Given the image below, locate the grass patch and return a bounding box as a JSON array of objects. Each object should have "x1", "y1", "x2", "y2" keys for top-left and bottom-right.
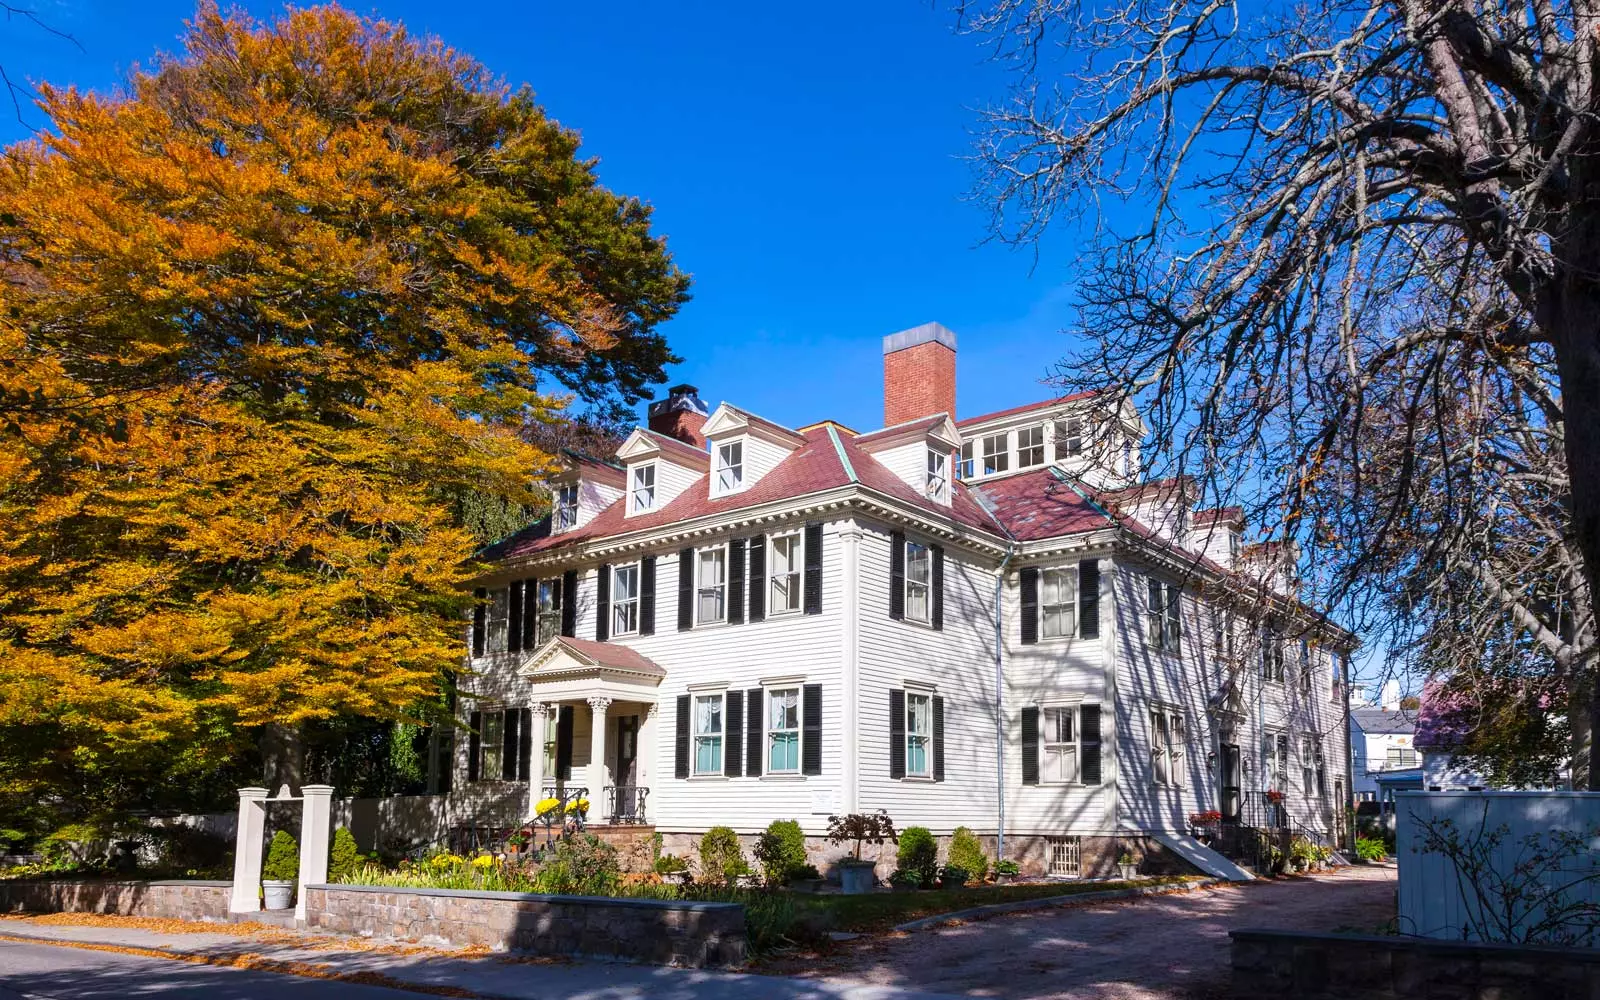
[{"x1": 791, "y1": 876, "x2": 1197, "y2": 933}]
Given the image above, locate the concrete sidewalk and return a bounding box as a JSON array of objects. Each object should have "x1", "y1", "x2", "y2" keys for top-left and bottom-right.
[{"x1": 0, "y1": 918, "x2": 964, "y2": 1000}]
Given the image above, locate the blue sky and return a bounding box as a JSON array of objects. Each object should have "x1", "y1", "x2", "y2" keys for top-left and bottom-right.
[{"x1": 0, "y1": 0, "x2": 1089, "y2": 432}]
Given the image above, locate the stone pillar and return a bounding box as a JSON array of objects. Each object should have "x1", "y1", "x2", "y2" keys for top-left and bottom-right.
[
  {"x1": 526, "y1": 703, "x2": 550, "y2": 821},
  {"x1": 229, "y1": 787, "x2": 268, "y2": 915},
  {"x1": 587, "y1": 696, "x2": 612, "y2": 806},
  {"x1": 296, "y1": 784, "x2": 333, "y2": 923}
]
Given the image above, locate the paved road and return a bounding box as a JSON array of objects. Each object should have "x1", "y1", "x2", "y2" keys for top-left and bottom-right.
[{"x1": 772, "y1": 865, "x2": 1398, "y2": 1000}]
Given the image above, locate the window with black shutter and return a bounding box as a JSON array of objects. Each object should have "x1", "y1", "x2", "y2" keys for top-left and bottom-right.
[
  {"x1": 595, "y1": 564, "x2": 611, "y2": 642},
  {"x1": 508, "y1": 581, "x2": 524, "y2": 653},
  {"x1": 1078, "y1": 559, "x2": 1100, "y2": 639},
  {"x1": 555, "y1": 705, "x2": 574, "y2": 780},
  {"x1": 1021, "y1": 706, "x2": 1040, "y2": 785},
  {"x1": 728, "y1": 539, "x2": 746, "y2": 626},
  {"x1": 802, "y1": 684, "x2": 822, "y2": 775},
  {"x1": 501, "y1": 708, "x2": 521, "y2": 780},
  {"x1": 889, "y1": 689, "x2": 906, "y2": 778},
  {"x1": 933, "y1": 695, "x2": 945, "y2": 782},
  {"x1": 521, "y1": 581, "x2": 539, "y2": 650},
  {"x1": 560, "y1": 571, "x2": 577, "y2": 637},
  {"x1": 677, "y1": 548, "x2": 694, "y2": 631},
  {"x1": 1080, "y1": 704, "x2": 1103, "y2": 785},
  {"x1": 724, "y1": 691, "x2": 744, "y2": 776},
  {"x1": 472, "y1": 588, "x2": 487, "y2": 657},
  {"x1": 889, "y1": 530, "x2": 906, "y2": 620},
  {"x1": 803, "y1": 521, "x2": 823, "y2": 615},
  {"x1": 745, "y1": 689, "x2": 763, "y2": 777},
  {"x1": 931, "y1": 545, "x2": 944, "y2": 631},
  {"x1": 517, "y1": 707, "x2": 533, "y2": 781},
  {"x1": 640, "y1": 556, "x2": 656, "y2": 636},
  {"x1": 1020, "y1": 567, "x2": 1039, "y2": 645},
  {"x1": 746, "y1": 535, "x2": 766, "y2": 622},
  {"x1": 674, "y1": 694, "x2": 691, "y2": 779}
]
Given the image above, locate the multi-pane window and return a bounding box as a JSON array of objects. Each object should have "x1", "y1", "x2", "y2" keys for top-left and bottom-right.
[
  {"x1": 767, "y1": 687, "x2": 801, "y2": 774},
  {"x1": 1302, "y1": 737, "x2": 1326, "y2": 794},
  {"x1": 905, "y1": 692, "x2": 933, "y2": 777},
  {"x1": 982, "y1": 433, "x2": 1009, "y2": 475},
  {"x1": 612, "y1": 564, "x2": 640, "y2": 635},
  {"x1": 1042, "y1": 706, "x2": 1078, "y2": 784},
  {"x1": 693, "y1": 694, "x2": 724, "y2": 774},
  {"x1": 1228, "y1": 532, "x2": 1241, "y2": 564},
  {"x1": 1054, "y1": 417, "x2": 1083, "y2": 457},
  {"x1": 1121, "y1": 440, "x2": 1133, "y2": 476},
  {"x1": 484, "y1": 587, "x2": 510, "y2": 653},
  {"x1": 926, "y1": 448, "x2": 950, "y2": 501},
  {"x1": 696, "y1": 546, "x2": 727, "y2": 624},
  {"x1": 957, "y1": 441, "x2": 974, "y2": 480},
  {"x1": 1018, "y1": 425, "x2": 1045, "y2": 467},
  {"x1": 769, "y1": 532, "x2": 802, "y2": 614},
  {"x1": 541, "y1": 709, "x2": 558, "y2": 780},
  {"x1": 905, "y1": 541, "x2": 932, "y2": 624},
  {"x1": 555, "y1": 484, "x2": 579, "y2": 531},
  {"x1": 716, "y1": 441, "x2": 744, "y2": 493},
  {"x1": 1267, "y1": 731, "x2": 1290, "y2": 787},
  {"x1": 479, "y1": 710, "x2": 505, "y2": 782},
  {"x1": 1146, "y1": 578, "x2": 1181, "y2": 652},
  {"x1": 1040, "y1": 568, "x2": 1077, "y2": 639},
  {"x1": 1299, "y1": 640, "x2": 1313, "y2": 694},
  {"x1": 1386, "y1": 746, "x2": 1420, "y2": 769},
  {"x1": 535, "y1": 579, "x2": 560, "y2": 647},
  {"x1": 1261, "y1": 630, "x2": 1286, "y2": 681},
  {"x1": 631, "y1": 463, "x2": 656, "y2": 512},
  {"x1": 1150, "y1": 709, "x2": 1186, "y2": 786}
]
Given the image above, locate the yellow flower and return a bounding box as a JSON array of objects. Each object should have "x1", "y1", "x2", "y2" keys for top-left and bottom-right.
[
  {"x1": 535, "y1": 797, "x2": 562, "y2": 817},
  {"x1": 472, "y1": 854, "x2": 494, "y2": 869},
  {"x1": 566, "y1": 798, "x2": 590, "y2": 814}
]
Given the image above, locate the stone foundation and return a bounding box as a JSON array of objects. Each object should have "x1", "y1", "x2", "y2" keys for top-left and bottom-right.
[
  {"x1": 305, "y1": 883, "x2": 746, "y2": 968},
  {"x1": 0, "y1": 879, "x2": 231, "y2": 921},
  {"x1": 586, "y1": 825, "x2": 657, "y2": 874}
]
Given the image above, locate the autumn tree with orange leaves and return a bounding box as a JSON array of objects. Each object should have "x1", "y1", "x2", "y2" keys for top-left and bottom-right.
[{"x1": 0, "y1": 3, "x2": 687, "y2": 831}]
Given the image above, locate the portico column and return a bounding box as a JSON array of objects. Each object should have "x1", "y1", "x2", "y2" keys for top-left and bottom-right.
[
  {"x1": 526, "y1": 702, "x2": 550, "y2": 820},
  {"x1": 229, "y1": 787, "x2": 268, "y2": 915},
  {"x1": 587, "y1": 696, "x2": 612, "y2": 805},
  {"x1": 296, "y1": 785, "x2": 333, "y2": 924}
]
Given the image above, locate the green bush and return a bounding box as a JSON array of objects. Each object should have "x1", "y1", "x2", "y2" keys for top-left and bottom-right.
[
  {"x1": 263, "y1": 830, "x2": 299, "y2": 883},
  {"x1": 535, "y1": 834, "x2": 619, "y2": 895},
  {"x1": 753, "y1": 819, "x2": 808, "y2": 884},
  {"x1": 888, "y1": 868, "x2": 922, "y2": 889},
  {"x1": 328, "y1": 827, "x2": 359, "y2": 882},
  {"x1": 940, "y1": 864, "x2": 971, "y2": 886},
  {"x1": 995, "y1": 858, "x2": 1020, "y2": 876},
  {"x1": 653, "y1": 853, "x2": 690, "y2": 875},
  {"x1": 1354, "y1": 836, "x2": 1387, "y2": 862},
  {"x1": 896, "y1": 826, "x2": 940, "y2": 884},
  {"x1": 698, "y1": 826, "x2": 749, "y2": 885},
  {"x1": 947, "y1": 827, "x2": 988, "y2": 880}
]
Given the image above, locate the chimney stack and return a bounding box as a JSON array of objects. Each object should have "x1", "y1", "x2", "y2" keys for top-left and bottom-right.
[
  {"x1": 883, "y1": 322, "x2": 956, "y2": 427},
  {"x1": 647, "y1": 383, "x2": 709, "y2": 448}
]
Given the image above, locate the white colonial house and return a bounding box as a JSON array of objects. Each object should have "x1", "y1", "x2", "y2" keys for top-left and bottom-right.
[{"x1": 437, "y1": 322, "x2": 1356, "y2": 876}]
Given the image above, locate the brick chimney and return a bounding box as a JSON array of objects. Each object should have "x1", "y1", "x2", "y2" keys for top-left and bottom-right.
[
  {"x1": 647, "y1": 383, "x2": 709, "y2": 448},
  {"x1": 883, "y1": 322, "x2": 957, "y2": 426}
]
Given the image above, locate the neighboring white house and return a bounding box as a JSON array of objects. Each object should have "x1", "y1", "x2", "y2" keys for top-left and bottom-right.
[
  {"x1": 441, "y1": 322, "x2": 1357, "y2": 876},
  {"x1": 1350, "y1": 686, "x2": 1422, "y2": 802}
]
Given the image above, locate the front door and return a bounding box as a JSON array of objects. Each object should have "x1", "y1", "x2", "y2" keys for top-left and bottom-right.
[
  {"x1": 1220, "y1": 743, "x2": 1242, "y2": 822},
  {"x1": 615, "y1": 714, "x2": 638, "y2": 786}
]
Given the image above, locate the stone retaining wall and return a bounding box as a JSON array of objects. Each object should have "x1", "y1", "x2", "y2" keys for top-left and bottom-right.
[
  {"x1": 0, "y1": 879, "x2": 231, "y2": 922},
  {"x1": 1231, "y1": 928, "x2": 1600, "y2": 999},
  {"x1": 304, "y1": 883, "x2": 746, "y2": 968}
]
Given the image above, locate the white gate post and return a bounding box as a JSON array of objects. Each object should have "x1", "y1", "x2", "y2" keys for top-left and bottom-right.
[
  {"x1": 229, "y1": 787, "x2": 269, "y2": 915},
  {"x1": 296, "y1": 784, "x2": 333, "y2": 924}
]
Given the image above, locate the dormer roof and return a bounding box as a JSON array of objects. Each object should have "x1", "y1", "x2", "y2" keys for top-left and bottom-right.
[
  {"x1": 700, "y1": 403, "x2": 809, "y2": 449},
  {"x1": 615, "y1": 427, "x2": 711, "y2": 471},
  {"x1": 853, "y1": 413, "x2": 961, "y2": 453},
  {"x1": 555, "y1": 453, "x2": 627, "y2": 490}
]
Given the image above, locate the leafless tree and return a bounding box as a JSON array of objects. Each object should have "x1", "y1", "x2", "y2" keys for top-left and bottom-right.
[
  {"x1": 956, "y1": 0, "x2": 1600, "y2": 785},
  {"x1": 1, "y1": 4, "x2": 79, "y2": 126}
]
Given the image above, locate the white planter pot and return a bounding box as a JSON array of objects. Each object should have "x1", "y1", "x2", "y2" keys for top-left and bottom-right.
[
  {"x1": 1117, "y1": 864, "x2": 1139, "y2": 880},
  {"x1": 262, "y1": 880, "x2": 295, "y2": 911},
  {"x1": 838, "y1": 861, "x2": 877, "y2": 895}
]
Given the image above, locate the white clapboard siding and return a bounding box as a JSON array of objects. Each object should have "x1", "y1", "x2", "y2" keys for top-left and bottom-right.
[{"x1": 577, "y1": 480, "x2": 621, "y2": 527}]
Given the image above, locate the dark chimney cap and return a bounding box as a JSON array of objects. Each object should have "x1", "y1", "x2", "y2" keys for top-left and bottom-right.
[{"x1": 648, "y1": 384, "x2": 709, "y2": 419}]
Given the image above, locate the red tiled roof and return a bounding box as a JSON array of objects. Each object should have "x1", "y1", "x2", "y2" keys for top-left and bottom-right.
[
  {"x1": 955, "y1": 391, "x2": 1097, "y2": 429},
  {"x1": 1099, "y1": 476, "x2": 1196, "y2": 506},
  {"x1": 553, "y1": 637, "x2": 665, "y2": 676},
  {"x1": 854, "y1": 413, "x2": 951, "y2": 448},
  {"x1": 1192, "y1": 506, "x2": 1243, "y2": 526},
  {"x1": 640, "y1": 428, "x2": 711, "y2": 470},
  {"x1": 969, "y1": 468, "x2": 1115, "y2": 541}
]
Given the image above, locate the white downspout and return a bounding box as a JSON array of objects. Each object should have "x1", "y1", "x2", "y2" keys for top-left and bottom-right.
[{"x1": 994, "y1": 542, "x2": 1015, "y2": 861}]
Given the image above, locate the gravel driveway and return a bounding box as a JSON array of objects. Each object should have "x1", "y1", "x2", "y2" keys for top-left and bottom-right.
[{"x1": 776, "y1": 865, "x2": 1397, "y2": 1000}]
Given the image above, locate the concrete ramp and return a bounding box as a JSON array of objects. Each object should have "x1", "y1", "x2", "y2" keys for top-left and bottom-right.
[{"x1": 1152, "y1": 832, "x2": 1254, "y2": 881}]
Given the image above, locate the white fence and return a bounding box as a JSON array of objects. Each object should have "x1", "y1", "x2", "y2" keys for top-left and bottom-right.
[{"x1": 1396, "y1": 790, "x2": 1600, "y2": 946}]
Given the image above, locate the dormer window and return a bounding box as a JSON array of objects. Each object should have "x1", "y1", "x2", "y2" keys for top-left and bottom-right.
[
  {"x1": 956, "y1": 441, "x2": 974, "y2": 480},
  {"x1": 926, "y1": 449, "x2": 950, "y2": 502},
  {"x1": 1018, "y1": 426, "x2": 1045, "y2": 467},
  {"x1": 715, "y1": 441, "x2": 744, "y2": 494},
  {"x1": 631, "y1": 463, "x2": 656, "y2": 512},
  {"x1": 1054, "y1": 417, "x2": 1082, "y2": 457},
  {"x1": 982, "y1": 433, "x2": 1009, "y2": 475},
  {"x1": 1228, "y1": 532, "x2": 1241, "y2": 564},
  {"x1": 554, "y1": 484, "x2": 579, "y2": 531}
]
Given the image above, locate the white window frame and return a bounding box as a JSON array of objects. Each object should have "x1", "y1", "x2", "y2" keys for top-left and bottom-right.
[
  {"x1": 904, "y1": 540, "x2": 932, "y2": 624},
  {"x1": 611, "y1": 562, "x2": 640, "y2": 636},
  {"x1": 715, "y1": 440, "x2": 744, "y2": 495},
  {"x1": 766, "y1": 686, "x2": 801, "y2": 775},
  {"x1": 905, "y1": 691, "x2": 933, "y2": 778},
  {"x1": 1266, "y1": 729, "x2": 1290, "y2": 789},
  {"x1": 554, "y1": 484, "x2": 579, "y2": 531},
  {"x1": 1040, "y1": 567, "x2": 1077, "y2": 640},
  {"x1": 692, "y1": 692, "x2": 725, "y2": 776},
  {"x1": 1299, "y1": 640, "x2": 1313, "y2": 694},
  {"x1": 1301, "y1": 736, "x2": 1316, "y2": 794},
  {"x1": 1042, "y1": 705, "x2": 1079, "y2": 785},
  {"x1": 479, "y1": 707, "x2": 505, "y2": 782},
  {"x1": 925, "y1": 448, "x2": 950, "y2": 502},
  {"x1": 1054, "y1": 417, "x2": 1083, "y2": 458},
  {"x1": 484, "y1": 587, "x2": 510, "y2": 653},
  {"x1": 1145, "y1": 578, "x2": 1181, "y2": 653},
  {"x1": 1261, "y1": 629, "x2": 1286, "y2": 682},
  {"x1": 767, "y1": 530, "x2": 803, "y2": 616},
  {"x1": 956, "y1": 441, "x2": 974, "y2": 480},
  {"x1": 696, "y1": 544, "x2": 727, "y2": 625},
  {"x1": 535, "y1": 579, "x2": 560, "y2": 647},
  {"x1": 1017, "y1": 425, "x2": 1045, "y2": 467},
  {"x1": 630, "y1": 462, "x2": 657, "y2": 513},
  {"x1": 982, "y1": 433, "x2": 1009, "y2": 475},
  {"x1": 1151, "y1": 708, "x2": 1185, "y2": 787}
]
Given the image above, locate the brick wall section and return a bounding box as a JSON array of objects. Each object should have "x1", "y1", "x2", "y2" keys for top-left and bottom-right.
[
  {"x1": 648, "y1": 410, "x2": 706, "y2": 448},
  {"x1": 0, "y1": 880, "x2": 231, "y2": 922},
  {"x1": 884, "y1": 340, "x2": 956, "y2": 426},
  {"x1": 1231, "y1": 928, "x2": 1600, "y2": 999},
  {"x1": 304, "y1": 884, "x2": 747, "y2": 968}
]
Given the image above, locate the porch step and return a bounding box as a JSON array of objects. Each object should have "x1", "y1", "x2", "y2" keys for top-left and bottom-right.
[{"x1": 1151, "y1": 832, "x2": 1255, "y2": 882}]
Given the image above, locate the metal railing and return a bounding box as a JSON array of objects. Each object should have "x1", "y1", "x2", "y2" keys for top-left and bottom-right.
[{"x1": 601, "y1": 785, "x2": 649, "y2": 825}]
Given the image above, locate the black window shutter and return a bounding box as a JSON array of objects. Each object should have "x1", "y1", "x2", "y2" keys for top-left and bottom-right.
[
  {"x1": 1081, "y1": 704, "x2": 1103, "y2": 785},
  {"x1": 674, "y1": 694, "x2": 691, "y2": 779},
  {"x1": 724, "y1": 692, "x2": 743, "y2": 777},
  {"x1": 1079, "y1": 559, "x2": 1100, "y2": 639},
  {"x1": 933, "y1": 695, "x2": 946, "y2": 782},
  {"x1": 803, "y1": 521, "x2": 823, "y2": 615},
  {"x1": 745, "y1": 689, "x2": 763, "y2": 777},
  {"x1": 502, "y1": 708, "x2": 520, "y2": 780},
  {"x1": 747, "y1": 535, "x2": 766, "y2": 622},
  {"x1": 728, "y1": 540, "x2": 746, "y2": 626},
  {"x1": 595, "y1": 564, "x2": 611, "y2": 642},
  {"x1": 522, "y1": 580, "x2": 539, "y2": 650},
  {"x1": 517, "y1": 707, "x2": 533, "y2": 781},
  {"x1": 1020, "y1": 567, "x2": 1039, "y2": 645},
  {"x1": 640, "y1": 556, "x2": 657, "y2": 636},
  {"x1": 677, "y1": 548, "x2": 694, "y2": 631},
  {"x1": 556, "y1": 705, "x2": 574, "y2": 780},
  {"x1": 472, "y1": 588, "x2": 487, "y2": 657},
  {"x1": 1021, "y1": 706, "x2": 1040, "y2": 785},
  {"x1": 508, "y1": 581, "x2": 524, "y2": 653},
  {"x1": 889, "y1": 690, "x2": 906, "y2": 779},
  {"x1": 931, "y1": 544, "x2": 945, "y2": 631},
  {"x1": 560, "y1": 571, "x2": 577, "y2": 637},
  {"x1": 467, "y1": 710, "x2": 482, "y2": 782},
  {"x1": 802, "y1": 684, "x2": 822, "y2": 775},
  {"x1": 889, "y1": 530, "x2": 906, "y2": 620}
]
